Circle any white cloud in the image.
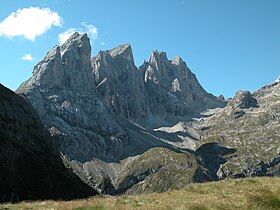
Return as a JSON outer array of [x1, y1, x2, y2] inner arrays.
[[100, 42, 106, 45], [58, 22, 98, 45], [82, 22, 98, 40], [0, 7, 62, 41], [21, 53, 34, 61], [58, 28, 77, 45]]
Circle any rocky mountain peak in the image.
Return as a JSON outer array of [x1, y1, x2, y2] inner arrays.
[[60, 32, 91, 64], [61, 32, 90, 50], [145, 51, 192, 81], [92, 44, 149, 123], [149, 50, 168, 63], [140, 50, 226, 123], [172, 56, 184, 65], [109, 44, 134, 63], [17, 33, 128, 162], [229, 90, 258, 109], [59, 32, 93, 91], [18, 32, 93, 92]]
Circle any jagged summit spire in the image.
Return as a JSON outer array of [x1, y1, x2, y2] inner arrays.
[[149, 50, 168, 63], [61, 32, 88, 45], [92, 43, 148, 123], [172, 56, 184, 65], [17, 32, 94, 92], [68, 32, 82, 40], [60, 32, 91, 57], [149, 51, 185, 66], [109, 44, 134, 62]]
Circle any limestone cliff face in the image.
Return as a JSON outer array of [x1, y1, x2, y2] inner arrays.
[[92, 44, 149, 124], [0, 84, 97, 202], [17, 33, 128, 162], [140, 50, 225, 122], [93, 46, 226, 127]]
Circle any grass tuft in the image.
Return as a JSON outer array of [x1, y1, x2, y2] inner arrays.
[[250, 194, 280, 209], [73, 206, 109, 210]]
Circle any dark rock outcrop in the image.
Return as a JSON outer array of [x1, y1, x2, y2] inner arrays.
[[196, 142, 236, 180], [0, 84, 97, 202]]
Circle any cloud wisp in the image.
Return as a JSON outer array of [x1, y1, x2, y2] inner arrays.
[[0, 7, 62, 41], [58, 28, 77, 45], [82, 22, 98, 40], [21, 54, 34, 61], [58, 22, 98, 45]]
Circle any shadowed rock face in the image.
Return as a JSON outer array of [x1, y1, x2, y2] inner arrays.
[[196, 142, 236, 180], [0, 84, 97, 202]]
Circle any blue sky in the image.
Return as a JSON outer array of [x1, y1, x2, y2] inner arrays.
[[0, 0, 279, 98]]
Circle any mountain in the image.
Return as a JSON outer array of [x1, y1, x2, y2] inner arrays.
[[15, 32, 279, 195], [0, 83, 97, 202], [16, 33, 219, 194]]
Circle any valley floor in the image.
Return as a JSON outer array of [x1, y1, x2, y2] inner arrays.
[[1, 177, 280, 210]]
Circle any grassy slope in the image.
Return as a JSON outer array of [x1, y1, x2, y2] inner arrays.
[[115, 147, 198, 194], [1, 177, 280, 210]]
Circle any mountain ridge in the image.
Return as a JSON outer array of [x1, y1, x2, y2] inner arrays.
[[13, 32, 279, 195]]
